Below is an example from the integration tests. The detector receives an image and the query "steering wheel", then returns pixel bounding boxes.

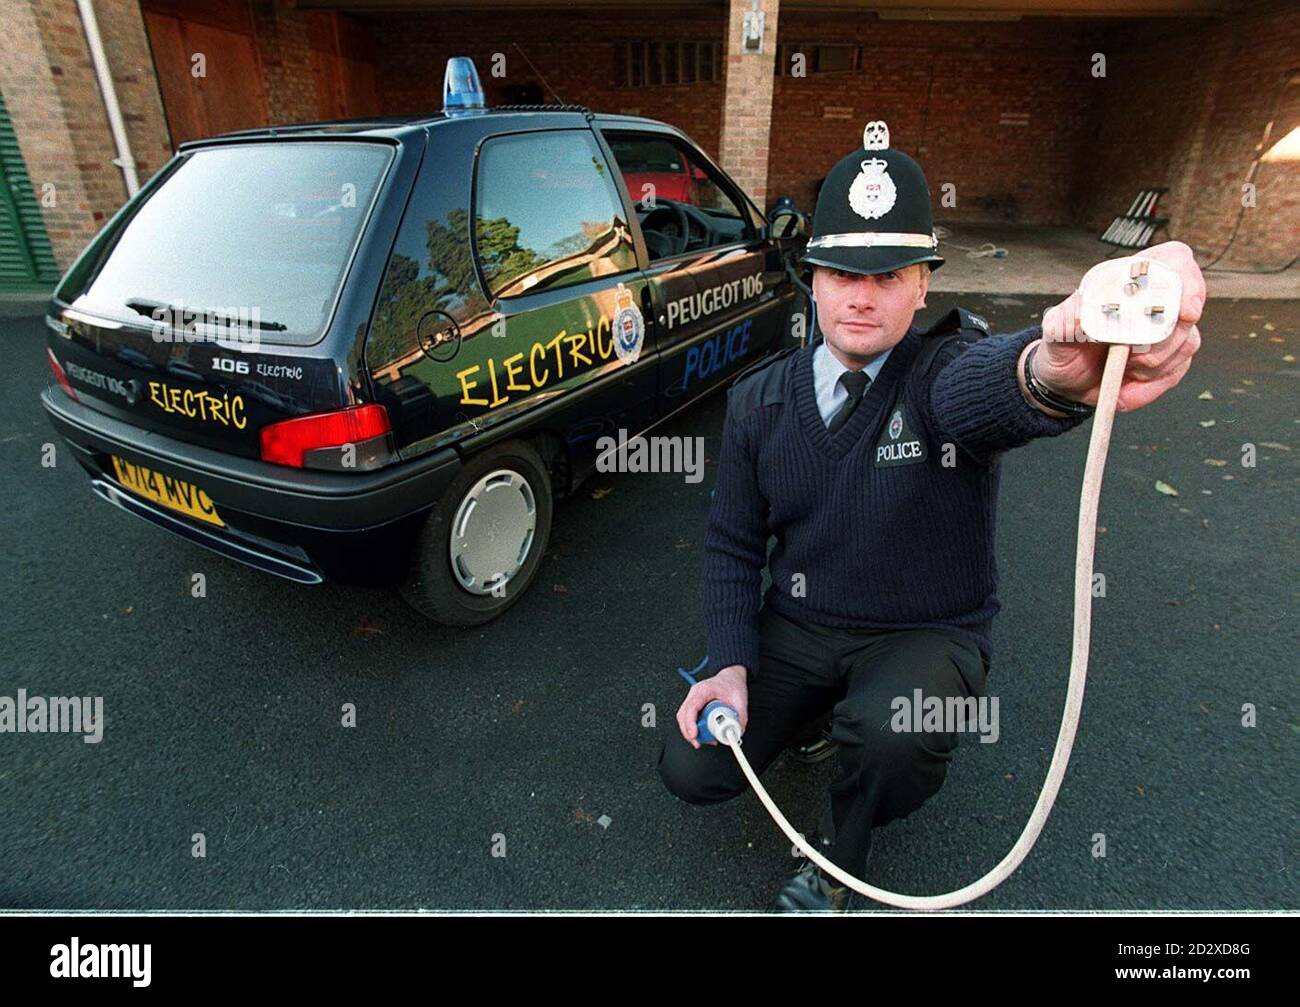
[640,199,692,257]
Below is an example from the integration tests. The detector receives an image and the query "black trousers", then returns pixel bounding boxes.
[657,606,989,879]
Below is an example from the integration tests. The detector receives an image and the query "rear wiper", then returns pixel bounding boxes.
[125,298,288,332]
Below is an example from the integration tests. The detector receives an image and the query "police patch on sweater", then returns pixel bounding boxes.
[873,399,927,467]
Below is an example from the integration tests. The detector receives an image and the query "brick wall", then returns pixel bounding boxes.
[6,1,1292,274]
[1,0,170,269]
[368,6,728,159]
[1082,5,1299,269]
[719,0,779,205]
[250,0,317,126]
[766,11,1115,225]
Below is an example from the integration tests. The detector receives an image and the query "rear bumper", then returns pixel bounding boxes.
[43,387,462,582]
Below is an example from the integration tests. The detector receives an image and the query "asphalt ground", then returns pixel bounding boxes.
[1,293,1295,911]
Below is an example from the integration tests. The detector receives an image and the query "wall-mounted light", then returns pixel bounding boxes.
[742,0,765,54]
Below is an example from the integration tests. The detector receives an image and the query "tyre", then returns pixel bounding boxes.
[400,439,553,625]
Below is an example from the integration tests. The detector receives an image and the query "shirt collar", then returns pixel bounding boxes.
[813,339,894,390]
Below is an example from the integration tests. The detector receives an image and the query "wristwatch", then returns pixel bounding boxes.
[1023,343,1096,417]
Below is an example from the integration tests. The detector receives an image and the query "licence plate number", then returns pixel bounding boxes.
[110,455,224,527]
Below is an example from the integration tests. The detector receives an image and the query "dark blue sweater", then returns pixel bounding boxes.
[703,319,1090,674]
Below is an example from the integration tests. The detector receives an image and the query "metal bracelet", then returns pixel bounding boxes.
[1025,344,1095,417]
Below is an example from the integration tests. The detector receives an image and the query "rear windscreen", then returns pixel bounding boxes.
[74,142,393,343]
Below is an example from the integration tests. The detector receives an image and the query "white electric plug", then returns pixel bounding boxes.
[1078,256,1183,354]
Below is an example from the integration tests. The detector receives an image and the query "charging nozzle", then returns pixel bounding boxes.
[698,701,742,746]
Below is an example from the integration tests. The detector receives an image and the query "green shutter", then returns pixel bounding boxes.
[0,90,61,291]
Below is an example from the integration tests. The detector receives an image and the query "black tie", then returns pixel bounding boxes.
[827,370,870,434]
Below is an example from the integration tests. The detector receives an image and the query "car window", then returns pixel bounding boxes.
[604,132,752,261]
[73,142,392,343]
[473,130,637,299]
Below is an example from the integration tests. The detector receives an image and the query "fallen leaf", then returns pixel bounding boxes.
[511,699,526,715]
[1264,322,1276,331]
[1247,331,1257,338]
[590,486,614,499]
[1155,480,1179,496]
[1203,458,1228,466]
[1197,390,1214,400]
[1242,379,1255,385]
[1269,337,1284,343]
[1259,442,1291,451]
[1199,419,1215,427]
[353,618,383,638]
[1136,785,1146,797]
[1284,355,1296,363]
[574,808,593,823]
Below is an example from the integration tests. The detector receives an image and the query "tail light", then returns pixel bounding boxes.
[47,349,78,401]
[259,404,392,470]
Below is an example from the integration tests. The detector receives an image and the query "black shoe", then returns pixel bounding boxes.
[771,859,850,912]
[784,725,838,764]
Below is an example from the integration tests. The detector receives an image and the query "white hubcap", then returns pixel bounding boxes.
[449,469,537,595]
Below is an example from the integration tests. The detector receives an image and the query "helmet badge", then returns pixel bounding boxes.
[849,157,897,221]
[849,119,896,221]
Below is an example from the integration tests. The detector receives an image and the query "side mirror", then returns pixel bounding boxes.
[768,206,808,240]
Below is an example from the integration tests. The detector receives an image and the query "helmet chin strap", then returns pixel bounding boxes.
[704,254,1182,910]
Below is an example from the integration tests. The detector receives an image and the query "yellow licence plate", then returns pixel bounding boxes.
[110,455,224,527]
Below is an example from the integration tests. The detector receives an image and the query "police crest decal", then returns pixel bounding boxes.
[613,283,645,365]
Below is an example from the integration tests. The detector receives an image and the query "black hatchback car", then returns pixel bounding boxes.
[42,58,808,625]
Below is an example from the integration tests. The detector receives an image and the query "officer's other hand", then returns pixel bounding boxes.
[1035,240,1205,413]
[676,665,749,749]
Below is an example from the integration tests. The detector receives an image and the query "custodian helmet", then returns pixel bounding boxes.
[801,120,945,276]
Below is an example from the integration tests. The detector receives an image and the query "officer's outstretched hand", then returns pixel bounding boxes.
[1033,240,1205,413]
[676,665,749,749]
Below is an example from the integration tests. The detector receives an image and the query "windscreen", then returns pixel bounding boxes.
[74,141,393,343]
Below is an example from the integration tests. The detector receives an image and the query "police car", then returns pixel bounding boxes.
[41,58,809,625]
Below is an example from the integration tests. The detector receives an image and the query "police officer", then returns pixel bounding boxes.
[656,121,1204,911]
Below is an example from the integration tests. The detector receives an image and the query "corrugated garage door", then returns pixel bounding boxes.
[0,92,60,292]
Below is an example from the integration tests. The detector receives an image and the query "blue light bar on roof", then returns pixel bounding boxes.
[443,57,486,115]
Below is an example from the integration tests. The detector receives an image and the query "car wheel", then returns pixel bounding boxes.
[401,439,553,626]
